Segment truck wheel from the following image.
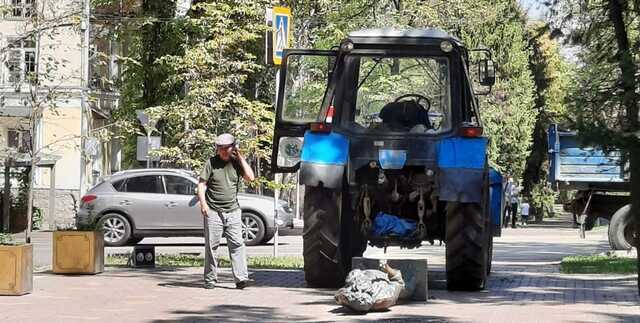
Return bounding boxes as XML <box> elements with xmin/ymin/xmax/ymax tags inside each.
<box><xmin>446</xmin><ymin>203</ymin><xmax>488</xmax><ymax>290</ymax></box>
<box><xmin>302</xmin><ymin>186</ymin><xmax>346</xmax><ymax>288</ymax></box>
<box><xmin>608</xmin><ymin>205</ymin><xmax>635</xmax><ymax>250</ymax></box>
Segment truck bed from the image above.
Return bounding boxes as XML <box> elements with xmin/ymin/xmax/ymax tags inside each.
<box><xmin>547</xmin><ymin>124</ymin><xmax>630</xmax><ymax>191</ymax></box>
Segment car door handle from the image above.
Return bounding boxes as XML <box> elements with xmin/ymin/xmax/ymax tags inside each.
<box><xmin>120</xmin><ymin>200</ymin><xmax>133</xmax><ymax>206</ymax></box>
<box><xmin>166</xmin><ymin>202</ymin><xmax>178</xmax><ymax>208</ymax></box>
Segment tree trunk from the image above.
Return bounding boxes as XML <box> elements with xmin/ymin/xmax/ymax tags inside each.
<box><xmin>25</xmin><ymin>163</ymin><xmax>34</xmax><ymax>244</ymax></box>
<box><xmin>522</xmin><ymin>117</ymin><xmax>547</xmax><ymax>196</ymax></box>
<box><xmin>523</xmin><ymin>26</ymin><xmax>551</xmax><ymax>217</ymax></box>
<box><xmin>607</xmin><ymin>0</ymin><xmax>639</xmax><ymax>295</ymax></box>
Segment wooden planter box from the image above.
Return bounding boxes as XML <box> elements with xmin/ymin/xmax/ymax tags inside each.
<box><xmin>53</xmin><ymin>231</ymin><xmax>104</xmax><ymax>274</ymax></box>
<box><xmin>0</xmin><ymin>244</ymin><xmax>33</xmax><ymax>296</ymax></box>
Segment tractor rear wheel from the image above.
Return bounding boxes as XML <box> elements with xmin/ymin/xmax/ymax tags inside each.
<box><xmin>446</xmin><ymin>203</ymin><xmax>488</xmax><ymax>290</ymax></box>
<box><xmin>302</xmin><ymin>186</ymin><xmax>347</xmax><ymax>288</ymax></box>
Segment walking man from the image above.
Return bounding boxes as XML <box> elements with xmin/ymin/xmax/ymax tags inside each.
<box><xmin>197</xmin><ymin>133</ymin><xmax>255</xmax><ymax>289</ymax></box>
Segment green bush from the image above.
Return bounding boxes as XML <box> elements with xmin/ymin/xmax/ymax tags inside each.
<box><xmin>530</xmin><ymin>182</ymin><xmax>556</xmax><ymax>219</ymax></box>
<box><xmin>32</xmin><ymin>207</ymin><xmax>43</xmax><ymax>230</ymax></box>
<box><xmin>107</xmin><ymin>254</ymin><xmax>304</xmax><ymax>269</ymax></box>
<box><xmin>0</xmin><ymin>232</ymin><xmax>15</xmax><ymax>245</ymax></box>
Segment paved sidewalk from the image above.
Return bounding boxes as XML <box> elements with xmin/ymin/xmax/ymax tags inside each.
<box><xmin>1</xmin><ymin>265</ymin><xmax>637</xmax><ymax>323</ymax></box>
<box><xmin>2</xmin><ymin>214</ymin><xmax>639</xmax><ymax>322</ymax></box>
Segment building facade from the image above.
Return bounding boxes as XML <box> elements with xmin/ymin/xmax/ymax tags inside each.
<box><xmin>0</xmin><ymin>0</ymin><xmax>123</xmax><ymax>229</ymax></box>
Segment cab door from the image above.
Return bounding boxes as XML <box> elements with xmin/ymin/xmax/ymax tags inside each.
<box><xmin>271</xmin><ymin>49</ymin><xmax>337</xmax><ymax>173</ymax></box>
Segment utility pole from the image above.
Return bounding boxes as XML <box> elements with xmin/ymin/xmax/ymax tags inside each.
<box><xmin>79</xmin><ymin>0</ymin><xmax>90</xmax><ymax>196</ymax></box>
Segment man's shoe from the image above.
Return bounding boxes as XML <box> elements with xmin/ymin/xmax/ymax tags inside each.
<box><xmin>236</xmin><ymin>279</ymin><xmax>254</xmax><ymax>289</ymax></box>
<box><xmin>204</xmin><ymin>282</ymin><xmax>216</xmax><ymax>289</ymax></box>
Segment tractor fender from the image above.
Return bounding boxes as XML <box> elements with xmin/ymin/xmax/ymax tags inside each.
<box><xmin>300</xmin><ymin>131</ymin><xmax>349</xmax><ymax>190</ymax></box>
<box><xmin>436</xmin><ymin>137</ymin><xmax>488</xmax><ymax>203</ymax></box>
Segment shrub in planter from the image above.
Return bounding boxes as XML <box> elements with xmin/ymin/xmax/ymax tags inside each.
<box><xmin>0</xmin><ymin>233</ymin><xmax>33</xmax><ymax>296</ymax></box>
<box><xmin>52</xmin><ymin>221</ymin><xmax>104</xmax><ymax>274</ymax></box>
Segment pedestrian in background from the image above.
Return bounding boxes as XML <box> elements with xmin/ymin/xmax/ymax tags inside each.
<box><xmin>503</xmin><ymin>176</ymin><xmax>520</xmax><ymax>228</ymax></box>
<box><xmin>197</xmin><ymin>133</ymin><xmax>255</xmax><ymax>289</ymax></box>
<box><xmin>520</xmin><ymin>199</ymin><xmax>530</xmax><ymax>227</ymax></box>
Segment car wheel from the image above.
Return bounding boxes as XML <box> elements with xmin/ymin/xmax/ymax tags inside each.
<box><xmin>242</xmin><ymin>212</ymin><xmax>265</xmax><ymax>246</ymax></box>
<box><xmin>99</xmin><ymin>213</ymin><xmax>132</xmax><ymax>247</ymax></box>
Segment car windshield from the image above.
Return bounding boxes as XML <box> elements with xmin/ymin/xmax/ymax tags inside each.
<box><xmin>351</xmin><ymin>55</ymin><xmax>451</xmax><ymax>134</ymax></box>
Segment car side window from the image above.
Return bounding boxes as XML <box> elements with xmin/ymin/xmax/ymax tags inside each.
<box><xmin>111</xmin><ymin>179</ymin><xmax>125</xmax><ymax>192</ymax></box>
<box><xmin>164</xmin><ymin>175</ymin><xmax>196</xmax><ymax>195</ymax></box>
<box><xmin>122</xmin><ymin>175</ymin><xmax>164</xmax><ymax>194</ymax></box>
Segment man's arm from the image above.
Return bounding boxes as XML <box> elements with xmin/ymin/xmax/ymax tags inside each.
<box><xmin>198</xmin><ymin>179</ymin><xmax>208</xmax><ymax>216</ymax></box>
<box><xmin>198</xmin><ymin>159</ymin><xmax>211</xmax><ymax>217</ymax></box>
<box><xmin>233</xmin><ymin>149</ymin><xmax>255</xmax><ymax>182</ymax></box>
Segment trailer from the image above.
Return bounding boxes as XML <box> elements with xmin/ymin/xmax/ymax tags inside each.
<box><xmin>547</xmin><ymin>124</ymin><xmax>634</xmax><ymax>249</ymax></box>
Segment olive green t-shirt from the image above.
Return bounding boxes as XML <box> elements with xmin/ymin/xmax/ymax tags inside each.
<box><xmin>199</xmin><ymin>156</ymin><xmax>244</xmax><ymax>212</ymax></box>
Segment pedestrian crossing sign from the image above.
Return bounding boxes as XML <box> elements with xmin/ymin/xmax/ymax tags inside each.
<box><xmin>272</xmin><ymin>6</ymin><xmax>291</xmax><ymax>65</ymax></box>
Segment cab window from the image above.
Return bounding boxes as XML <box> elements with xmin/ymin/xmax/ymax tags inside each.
<box><xmin>351</xmin><ymin>56</ymin><xmax>451</xmax><ymax>134</ymax></box>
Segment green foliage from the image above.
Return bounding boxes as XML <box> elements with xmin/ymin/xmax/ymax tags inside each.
<box><xmin>11</xmin><ymin>168</ymin><xmax>30</xmax><ymax>217</ymax></box>
<box><xmin>106</xmin><ymin>254</ymin><xmax>304</xmax><ymax>269</ymax></box>
<box><xmin>529</xmin><ymin>182</ymin><xmax>556</xmax><ymax>218</ymax></box>
<box><xmin>0</xmin><ymin>232</ymin><xmax>15</xmax><ymax>245</ymax></box>
<box><xmin>56</xmin><ymin>217</ymin><xmax>100</xmax><ymax>231</ymax></box>
<box><xmin>115</xmin><ymin>0</ymin><xmax>274</xmax><ymax>182</ymax></box>
<box><xmin>527</xmin><ymin>22</ymin><xmax>570</xmax><ymax>121</ymax></box>
<box><xmin>521</xmin><ymin>22</ymin><xmax>571</xmax><ymax>204</ymax></box>
<box><xmin>6</xmin><ymin>168</ymin><xmax>42</xmax><ymax>230</ymax></box>
<box><xmin>31</xmin><ymin>207</ymin><xmax>43</xmax><ymax>230</ymax></box>
<box><xmin>561</xmin><ymin>255</ymin><xmax>637</xmax><ymax>274</ymax></box>
<box><xmin>554</xmin><ymin>0</ymin><xmax>640</xmax><ymax>149</ymax></box>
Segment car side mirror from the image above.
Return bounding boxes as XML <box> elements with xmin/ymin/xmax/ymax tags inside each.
<box><xmin>193</xmin><ymin>186</ymin><xmax>198</xmax><ymax>195</ymax></box>
<box><xmin>478</xmin><ymin>59</ymin><xmax>496</xmax><ymax>86</ymax></box>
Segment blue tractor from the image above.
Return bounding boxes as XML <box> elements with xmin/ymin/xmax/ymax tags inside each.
<box><xmin>272</xmin><ymin>29</ymin><xmax>501</xmax><ymax>290</ymax></box>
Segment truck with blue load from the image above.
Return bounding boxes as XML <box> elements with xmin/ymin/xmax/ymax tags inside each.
<box><xmin>271</xmin><ymin>28</ymin><xmax>503</xmax><ymax>290</ymax></box>
<box><xmin>547</xmin><ymin>124</ymin><xmax>634</xmax><ymax>250</ymax></box>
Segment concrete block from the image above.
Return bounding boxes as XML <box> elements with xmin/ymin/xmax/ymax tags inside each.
<box><xmin>352</xmin><ymin>256</ymin><xmax>428</xmax><ymax>301</ymax></box>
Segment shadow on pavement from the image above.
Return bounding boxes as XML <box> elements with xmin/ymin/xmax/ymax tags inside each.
<box><xmin>151</xmin><ymin>303</ymin><xmax>451</xmax><ymax>323</ymax></box>
<box><xmin>149</xmin><ymin>304</ymin><xmax>310</xmax><ymax>322</ymax></box>
<box><xmin>90</xmin><ymin>263</ymin><xmax>639</xmax><ymax>308</ymax></box>
<box><xmin>593</xmin><ymin>311</ymin><xmax>640</xmax><ymax>323</ymax></box>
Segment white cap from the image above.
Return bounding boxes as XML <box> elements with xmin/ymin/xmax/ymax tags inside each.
<box><xmin>215</xmin><ymin>133</ymin><xmax>235</xmax><ymax>146</ymax></box>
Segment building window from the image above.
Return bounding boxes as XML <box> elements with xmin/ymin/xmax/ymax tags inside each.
<box><xmin>3</xmin><ymin>37</ymin><xmax>36</xmax><ymax>85</ymax></box>
<box><xmin>7</xmin><ymin>129</ymin><xmax>31</xmax><ymax>153</ymax></box>
<box><xmin>6</xmin><ymin>0</ymin><xmax>35</xmax><ymax>19</ymax></box>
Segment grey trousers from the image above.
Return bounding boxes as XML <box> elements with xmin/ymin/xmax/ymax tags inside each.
<box><xmin>204</xmin><ymin>208</ymin><xmax>249</xmax><ymax>284</ymax></box>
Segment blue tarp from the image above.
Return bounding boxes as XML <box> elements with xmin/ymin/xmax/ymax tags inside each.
<box><xmin>371</xmin><ymin>212</ymin><xmax>416</xmax><ymax>237</ymax></box>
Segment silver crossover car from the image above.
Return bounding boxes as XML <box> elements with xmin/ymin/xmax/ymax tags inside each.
<box><xmin>77</xmin><ymin>169</ymin><xmax>293</xmax><ymax>246</ymax></box>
